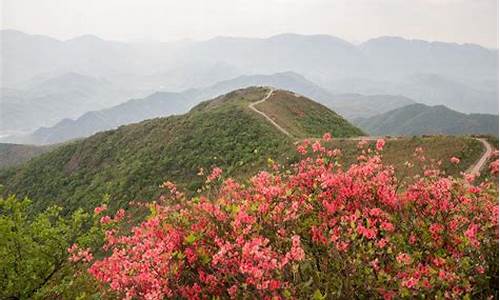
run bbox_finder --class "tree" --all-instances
[0,194,103,299]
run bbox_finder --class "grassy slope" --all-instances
[254,90,365,139]
[324,136,483,179]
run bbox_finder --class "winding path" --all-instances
[249,88,493,174]
[248,88,400,143]
[248,89,292,137]
[467,138,493,175]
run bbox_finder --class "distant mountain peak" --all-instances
[0,29,61,43]
[268,33,353,47]
[67,34,104,43]
[230,71,309,82]
[361,35,493,51]
[36,72,110,88]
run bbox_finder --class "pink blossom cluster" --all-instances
[490,159,499,176]
[490,150,499,176]
[94,203,108,215]
[206,167,223,182]
[77,135,498,299]
[450,156,460,164]
[67,243,93,263]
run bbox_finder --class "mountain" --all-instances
[1,30,235,91]
[186,34,366,81]
[2,30,497,115]
[355,103,499,136]
[183,72,336,104]
[1,30,141,86]
[190,34,498,86]
[22,92,191,145]
[183,34,498,113]
[0,87,363,214]
[396,73,499,114]
[329,73,499,114]
[0,72,147,134]
[3,72,414,145]
[359,36,498,82]
[197,73,418,119]
[0,143,54,169]
[5,30,496,87]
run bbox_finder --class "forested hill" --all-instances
[0,87,363,214]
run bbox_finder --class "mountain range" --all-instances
[0,72,148,134]
[330,73,498,115]
[2,72,416,144]
[2,30,498,120]
[4,70,498,145]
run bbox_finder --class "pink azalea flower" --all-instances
[376,139,385,151]
[94,204,107,215]
[207,167,223,182]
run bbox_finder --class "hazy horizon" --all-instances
[2,0,498,48]
[1,0,498,144]
[2,28,499,49]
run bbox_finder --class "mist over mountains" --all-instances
[0,72,146,134]
[1,29,498,143]
[2,72,418,144]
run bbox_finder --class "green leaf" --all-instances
[185,233,197,245]
[312,289,326,300]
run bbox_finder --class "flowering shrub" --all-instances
[77,135,498,299]
[490,150,499,176]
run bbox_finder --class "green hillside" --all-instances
[0,87,363,214]
[0,87,486,219]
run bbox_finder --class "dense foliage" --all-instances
[69,135,498,299]
[0,88,297,215]
[0,194,105,299]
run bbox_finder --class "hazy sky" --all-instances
[1,0,498,48]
